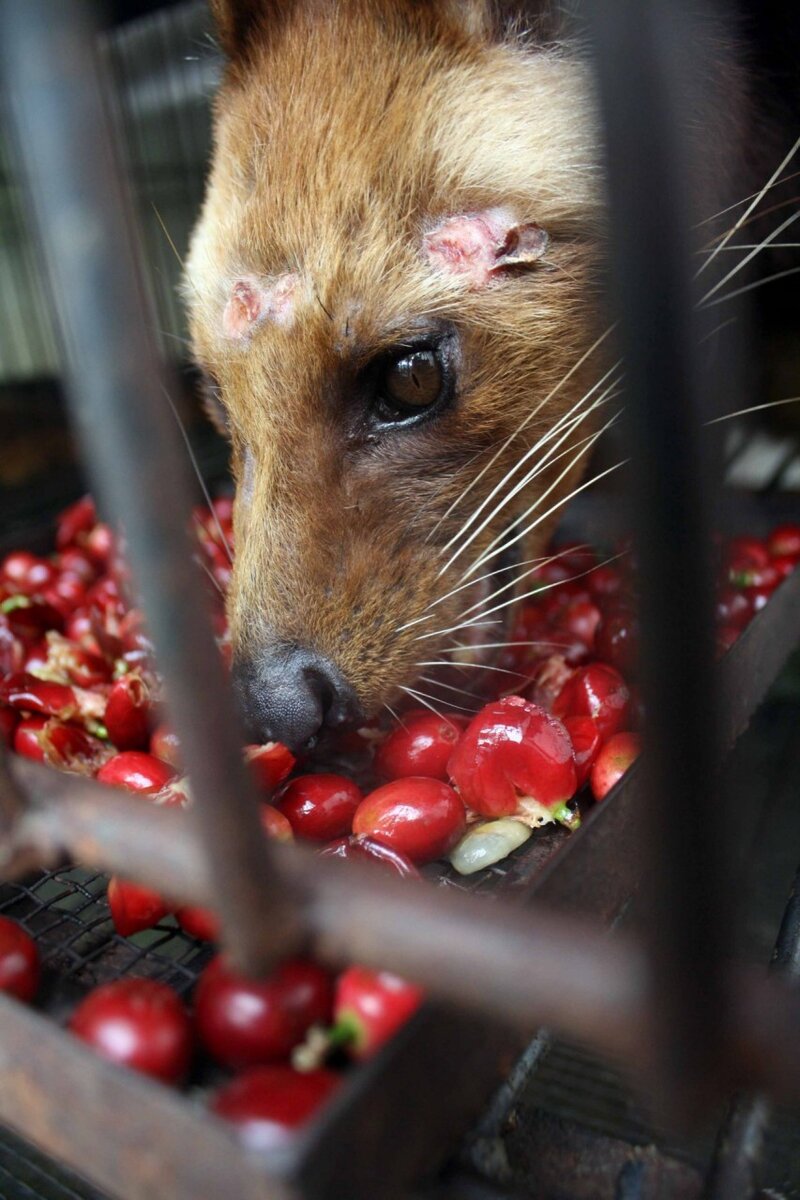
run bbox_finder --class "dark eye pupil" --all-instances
[383,350,442,409]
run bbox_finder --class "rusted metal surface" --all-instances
[586,0,730,1117]
[703,865,800,1200]
[0,0,302,977]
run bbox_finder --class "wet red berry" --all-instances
[69,978,191,1084]
[195,957,334,1070]
[277,773,362,841]
[0,916,39,1002]
[212,1065,340,1152]
[107,877,171,937]
[333,967,424,1060]
[374,712,463,782]
[552,664,630,741]
[353,778,466,864]
[447,696,577,820]
[319,835,421,878]
[96,751,176,794]
[590,732,642,801]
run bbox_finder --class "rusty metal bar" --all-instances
[585,0,729,1115]
[704,864,800,1200]
[3,752,800,1105]
[0,0,302,974]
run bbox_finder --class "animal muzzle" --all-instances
[232,637,365,751]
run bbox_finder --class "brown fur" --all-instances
[185,2,611,717]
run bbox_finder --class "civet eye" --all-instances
[371,343,452,426]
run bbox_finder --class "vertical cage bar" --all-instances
[0,0,303,974]
[585,0,730,1112]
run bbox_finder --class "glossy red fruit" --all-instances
[0,672,77,720]
[590,732,642,801]
[767,523,800,560]
[552,664,630,741]
[149,723,181,768]
[318,835,421,879]
[195,957,334,1069]
[771,555,799,582]
[333,967,424,1060]
[13,716,48,762]
[587,564,623,598]
[69,978,192,1084]
[715,588,752,629]
[352,778,466,864]
[57,546,97,584]
[0,916,39,1002]
[0,706,18,747]
[107,877,171,937]
[261,804,294,842]
[84,523,115,565]
[277,774,362,841]
[594,604,640,677]
[374,712,463,782]
[1,551,54,595]
[447,696,577,821]
[55,495,97,549]
[212,1066,340,1152]
[104,674,152,751]
[2,595,64,642]
[36,719,113,775]
[96,751,176,794]
[177,906,220,942]
[563,715,602,789]
[556,599,602,652]
[245,742,296,794]
[726,535,769,571]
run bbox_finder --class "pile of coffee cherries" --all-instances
[0,494,798,1146]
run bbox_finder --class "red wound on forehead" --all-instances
[423,209,549,289]
[222,273,299,339]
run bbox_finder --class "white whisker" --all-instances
[698,209,800,305]
[699,264,800,308]
[424,324,617,546]
[696,133,800,277]
[461,413,621,582]
[437,361,621,570]
[400,685,476,717]
[465,456,628,585]
[695,168,800,229]
[160,383,234,564]
[705,395,800,426]
[418,675,481,699]
[437,377,621,578]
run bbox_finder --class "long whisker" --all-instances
[700,264,800,309]
[418,675,481,699]
[696,133,800,276]
[695,169,800,229]
[437,376,621,578]
[400,685,477,717]
[160,383,234,564]
[698,209,800,305]
[437,361,621,567]
[464,455,628,586]
[455,547,624,625]
[383,702,408,733]
[705,395,800,426]
[394,550,562,633]
[195,556,226,599]
[424,324,617,545]
[461,413,621,583]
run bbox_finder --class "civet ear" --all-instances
[209,0,295,57]
[423,209,549,290]
[222,275,300,340]
[439,1,566,43]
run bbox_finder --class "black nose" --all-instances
[232,640,364,751]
